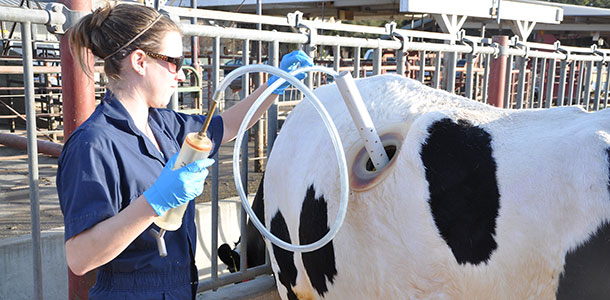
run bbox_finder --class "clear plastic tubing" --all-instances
[215,64,348,252]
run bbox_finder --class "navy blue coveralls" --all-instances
[57,91,223,299]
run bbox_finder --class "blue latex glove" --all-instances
[144,154,215,216]
[267,50,314,95]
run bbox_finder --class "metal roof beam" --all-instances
[508,20,536,41]
[464,21,610,33]
[434,14,467,40]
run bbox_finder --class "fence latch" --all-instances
[554,41,570,61]
[591,44,607,63]
[45,3,88,35]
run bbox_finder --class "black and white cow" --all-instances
[221,74,610,299]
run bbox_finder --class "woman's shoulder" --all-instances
[62,111,117,153]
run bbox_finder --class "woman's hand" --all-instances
[267,50,314,95]
[143,154,215,216]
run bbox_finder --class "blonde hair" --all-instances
[68,3,181,82]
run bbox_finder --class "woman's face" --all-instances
[145,30,186,108]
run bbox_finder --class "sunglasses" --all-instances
[145,51,184,73]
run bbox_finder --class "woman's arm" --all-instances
[65,195,157,276]
[64,155,213,276]
[220,82,277,144]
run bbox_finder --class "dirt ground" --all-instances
[0,138,265,239]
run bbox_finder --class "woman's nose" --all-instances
[177,69,186,82]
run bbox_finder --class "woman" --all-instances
[56,4,312,299]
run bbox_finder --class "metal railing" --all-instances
[2,2,610,299]
[0,5,66,299]
[169,6,610,295]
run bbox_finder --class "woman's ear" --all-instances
[129,49,147,76]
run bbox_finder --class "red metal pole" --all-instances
[60,0,97,298]
[0,132,62,157]
[60,0,95,140]
[488,36,509,108]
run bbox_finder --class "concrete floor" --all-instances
[0,144,63,239]
[0,137,264,240]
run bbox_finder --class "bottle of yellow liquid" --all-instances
[154,132,213,230]
[150,131,213,257]
[150,102,218,257]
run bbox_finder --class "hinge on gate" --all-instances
[386,22,409,52]
[591,44,607,64]
[287,11,303,28]
[515,41,530,58]
[385,22,396,37]
[288,10,315,47]
[459,30,477,54]
[554,41,571,61]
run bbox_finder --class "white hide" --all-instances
[264,74,610,300]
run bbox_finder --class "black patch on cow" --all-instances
[557,222,610,300]
[246,176,267,268]
[270,211,298,300]
[299,185,337,297]
[556,150,610,297]
[420,118,500,265]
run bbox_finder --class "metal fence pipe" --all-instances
[529,57,538,108]
[404,42,478,54]
[353,46,361,78]
[503,47,608,62]
[544,59,556,108]
[418,50,426,84]
[166,7,289,27]
[482,54,491,104]
[211,36,221,283]
[465,53,474,99]
[503,55,514,108]
[537,59,547,108]
[575,61,585,105]
[239,39,250,274]
[301,20,388,35]
[593,60,604,111]
[20,20,42,300]
[569,54,606,62]
[396,49,405,78]
[394,28,465,43]
[373,46,382,76]
[314,35,401,49]
[268,39,279,153]
[333,44,340,72]
[0,6,65,25]
[567,61,576,104]
[504,48,563,60]
[557,59,568,106]
[197,264,272,292]
[516,56,527,109]
[180,23,307,44]
[584,60,593,109]
[527,42,610,57]
[445,52,457,93]
[604,63,610,108]
[434,52,442,89]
